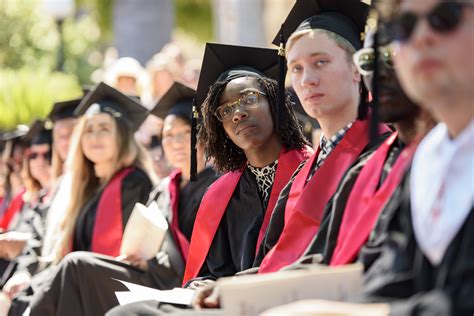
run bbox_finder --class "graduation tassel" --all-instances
[190,99,198,182]
[277,24,287,130]
[370,25,381,143]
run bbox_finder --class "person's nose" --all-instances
[232,105,249,123]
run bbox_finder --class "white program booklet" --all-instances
[216,264,363,316]
[119,201,169,260]
[114,279,195,306]
[261,299,390,316]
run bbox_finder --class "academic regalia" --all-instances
[360,170,474,315]
[68,82,151,257]
[254,0,385,274]
[72,167,153,254]
[27,82,220,316]
[180,42,313,284]
[329,133,416,265]
[28,167,218,316]
[0,188,26,231]
[0,125,28,224]
[0,122,53,283]
[257,119,391,273]
[0,121,47,231]
[296,132,410,266]
[183,147,312,284]
[358,120,474,315]
[290,132,396,266]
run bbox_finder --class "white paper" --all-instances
[261,299,390,316]
[120,201,168,259]
[114,279,195,306]
[216,264,363,316]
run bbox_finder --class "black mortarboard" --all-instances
[274,0,370,121]
[195,43,279,108]
[75,82,148,132]
[48,88,90,122]
[273,0,369,50]
[23,120,53,146]
[48,99,81,122]
[192,43,280,181]
[150,81,195,123]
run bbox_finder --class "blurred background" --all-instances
[0,0,295,131]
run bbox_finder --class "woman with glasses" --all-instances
[181,43,312,286]
[25,82,219,316]
[2,83,156,315]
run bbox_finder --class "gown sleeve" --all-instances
[361,172,474,316]
[119,168,153,229]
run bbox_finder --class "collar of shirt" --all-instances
[319,121,354,158]
[411,120,474,265]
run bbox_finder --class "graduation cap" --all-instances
[274,0,370,120]
[23,120,53,146]
[195,43,279,108]
[47,88,90,123]
[75,82,148,132]
[48,98,81,122]
[150,81,195,123]
[273,0,369,49]
[191,43,280,181]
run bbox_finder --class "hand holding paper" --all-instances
[119,201,168,260]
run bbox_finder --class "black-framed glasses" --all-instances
[214,91,266,122]
[29,151,52,161]
[353,44,396,76]
[390,2,472,43]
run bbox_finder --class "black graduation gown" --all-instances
[73,168,153,252]
[360,170,474,316]
[27,167,219,316]
[196,168,269,280]
[300,137,402,265]
[254,133,390,267]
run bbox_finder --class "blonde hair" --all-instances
[286,28,357,64]
[52,113,156,263]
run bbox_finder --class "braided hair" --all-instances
[199,76,309,173]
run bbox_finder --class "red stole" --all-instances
[182,146,312,285]
[258,119,391,273]
[0,188,26,230]
[330,132,417,265]
[90,167,134,256]
[168,169,192,261]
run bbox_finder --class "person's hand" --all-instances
[116,254,148,271]
[0,291,12,316]
[3,272,32,299]
[187,279,215,290]
[192,281,220,309]
[0,232,30,260]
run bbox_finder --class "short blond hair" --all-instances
[286,28,357,64]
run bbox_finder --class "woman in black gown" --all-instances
[26,82,219,316]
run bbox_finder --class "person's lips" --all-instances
[304,93,324,103]
[235,122,256,135]
[415,58,443,74]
